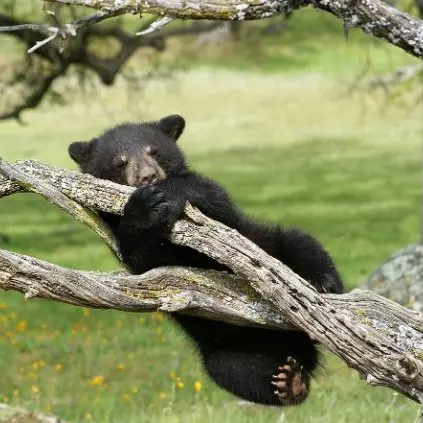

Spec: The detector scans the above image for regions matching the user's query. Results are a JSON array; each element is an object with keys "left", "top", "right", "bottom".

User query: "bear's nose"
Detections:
[{"left": 140, "top": 169, "right": 157, "bottom": 185}]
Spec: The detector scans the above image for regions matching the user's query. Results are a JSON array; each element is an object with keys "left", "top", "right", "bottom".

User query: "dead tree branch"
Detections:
[
  {"left": 0, "top": 250, "right": 293, "bottom": 330},
  {"left": 1, "top": 158, "right": 423, "bottom": 402},
  {"left": 41, "top": 0, "right": 423, "bottom": 60}
]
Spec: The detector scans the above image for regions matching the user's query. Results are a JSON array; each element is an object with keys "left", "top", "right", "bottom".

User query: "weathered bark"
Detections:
[
  {"left": 0, "top": 250, "right": 293, "bottom": 330},
  {"left": 1, "top": 159, "right": 423, "bottom": 403},
  {"left": 43, "top": 0, "right": 423, "bottom": 60},
  {"left": 0, "top": 159, "right": 130, "bottom": 213}
]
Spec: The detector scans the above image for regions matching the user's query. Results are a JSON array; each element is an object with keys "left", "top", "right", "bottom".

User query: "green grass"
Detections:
[{"left": 0, "top": 13, "right": 423, "bottom": 420}]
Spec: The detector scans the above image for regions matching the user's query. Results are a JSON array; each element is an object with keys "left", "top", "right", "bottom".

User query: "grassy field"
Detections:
[{"left": 1, "top": 9, "right": 423, "bottom": 423}]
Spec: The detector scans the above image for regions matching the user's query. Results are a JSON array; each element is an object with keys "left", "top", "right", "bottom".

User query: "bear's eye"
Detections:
[
  {"left": 146, "top": 146, "right": 158, "bottom": 156},
  {"left": 114, "top": 155, "right": 128, "bottom": 169}
]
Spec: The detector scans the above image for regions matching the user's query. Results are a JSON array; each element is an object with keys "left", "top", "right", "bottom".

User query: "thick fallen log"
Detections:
[{"left": 1, "top": 158, "right": 423, "bottom": 403}]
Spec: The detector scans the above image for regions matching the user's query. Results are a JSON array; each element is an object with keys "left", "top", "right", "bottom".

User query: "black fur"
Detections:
[{"left": 69, "top": 115, "right": 343, "bottom": 406}]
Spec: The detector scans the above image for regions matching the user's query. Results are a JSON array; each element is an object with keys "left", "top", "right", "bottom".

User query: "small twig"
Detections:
[
  {"left": 28, "top": 30, "right": 60, "bottom": 53},
  {"left": 46, "top": 9, "right": 62, "bottom": 28},
  {"left": 0, "top": 9, "right": 126, "bottom": 53},
  {"left": 136, "top": 16, "right": 173, "bottom": 36},
  {"left": 71, "top": 9, "right": 126, "bottom": 31},
  {"left": 0, "top": 24, "right": 54, "bottom": 34}
]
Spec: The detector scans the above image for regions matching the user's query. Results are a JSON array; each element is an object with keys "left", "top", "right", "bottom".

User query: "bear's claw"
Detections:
[{"left": 271, "top": 357, "right": 308, "bottom": 405}]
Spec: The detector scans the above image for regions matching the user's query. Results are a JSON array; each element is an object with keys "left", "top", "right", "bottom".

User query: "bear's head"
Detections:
[{"left": 68, "top": 114, "right": 186, "bottom": 187}]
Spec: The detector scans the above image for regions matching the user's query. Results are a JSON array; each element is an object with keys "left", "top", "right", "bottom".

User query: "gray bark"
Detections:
[
  {"left": 1, "top": 159, "right": 423, "bottom": 403},
  {"left": 0, "top": 250, "right": 294, "bottom": 330}
]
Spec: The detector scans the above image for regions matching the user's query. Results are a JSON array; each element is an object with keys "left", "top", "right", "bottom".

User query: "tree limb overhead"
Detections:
[
  {"left": 42, "top": 0, "right": 423, "bottom": 59},
  {"left": 1, "top": 158, "right": 423, "bottom": 402}
]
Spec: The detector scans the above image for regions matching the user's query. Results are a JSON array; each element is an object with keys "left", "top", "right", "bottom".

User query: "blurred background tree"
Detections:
[
  {"left": 1, "top": 0, "right": 422, "bottom": 122},
  {"left": 0, "top": 1, "right": 225, "bottom": 121}
]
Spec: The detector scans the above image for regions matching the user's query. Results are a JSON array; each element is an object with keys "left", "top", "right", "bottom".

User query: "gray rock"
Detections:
[{"left": 366, "top": 243, "right": 423, "bottom": 312}]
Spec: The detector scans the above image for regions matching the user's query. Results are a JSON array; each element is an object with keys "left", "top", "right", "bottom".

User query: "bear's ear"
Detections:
[
  {"left": 68, "top": 141, "right": 93, "bottom": 165},
  {"left": 158, "top": 114, "right": 185, "bottom": 141}
]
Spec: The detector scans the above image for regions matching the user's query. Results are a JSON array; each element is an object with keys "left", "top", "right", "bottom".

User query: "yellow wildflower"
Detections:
[
  {"left": 116, "top": 363, "right": 125, "bottom": 371},
  {"left": 55, "top": 363, "right": 63, "bottom": 372},
  {"left": 176, "top": 379, "right": 184, "bottom": 389},
  {"left": 194, "top": 381, "right": 202, "bottom": 392},
  {"left": 122, "top": 394, "right": 131, "bottom": 402},
  {"left": 31, "top": 385, "right": 40, "bottom": 394},
  {"left": 85, "top": 412, "right": 93, "bottom": 420},
  {"left": 131, "top": 386, "right": 138, "bottom": 394},
  {"left": 15, "top": 320, "right": 27, "bottom": 332},
  {"left": 32, "top": 361, "right": 45, "bottom": 370},
  {"left": 89, "top": 375, "right": 105, "bottom": 386},
  {"left": 159, "top": 392, "right": 167, "bottom": 399}
]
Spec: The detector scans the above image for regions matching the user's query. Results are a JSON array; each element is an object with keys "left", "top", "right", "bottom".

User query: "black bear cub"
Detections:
[{"left": 69, "top": 114, "right": 343, "bottom": 406}]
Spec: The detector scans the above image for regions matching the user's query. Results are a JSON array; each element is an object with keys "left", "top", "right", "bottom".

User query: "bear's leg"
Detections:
[{"left": 200, "top": 330, "right": 319, "bottom": 406}]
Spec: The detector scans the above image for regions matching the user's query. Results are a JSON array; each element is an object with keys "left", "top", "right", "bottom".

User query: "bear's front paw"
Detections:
[
  {"left": 271, "top": 357, "right": 309, "bottom": 405},
  {"left": 124, "top": 185, "right": 169, "bottom": 228}
]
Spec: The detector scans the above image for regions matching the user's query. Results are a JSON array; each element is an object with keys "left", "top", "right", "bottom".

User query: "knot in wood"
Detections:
[{"left": 395, "top": 355, "right": 419, "bottom": 381}]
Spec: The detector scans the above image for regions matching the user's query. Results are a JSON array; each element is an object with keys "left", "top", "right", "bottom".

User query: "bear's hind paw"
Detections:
[{"left": 271, "top": 357, "right": 308, "bottom": 405}]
